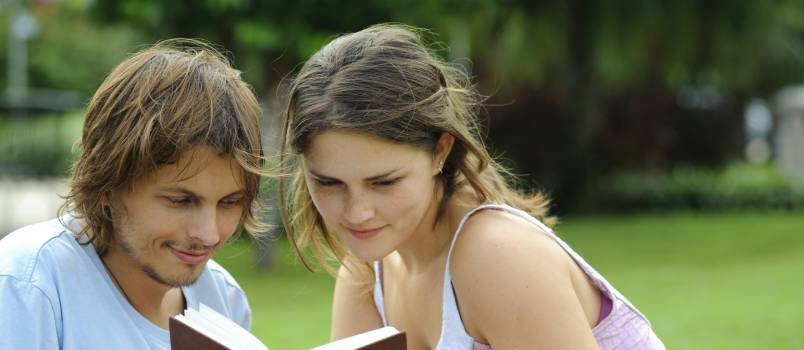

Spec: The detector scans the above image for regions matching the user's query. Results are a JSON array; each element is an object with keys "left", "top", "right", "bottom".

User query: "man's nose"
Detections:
[{"left": 187, "top": 207, "right": 222, "bottom": 247}]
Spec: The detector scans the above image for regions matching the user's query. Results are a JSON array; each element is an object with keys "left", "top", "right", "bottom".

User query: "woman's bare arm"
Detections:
[{"left": 330, "top": 263, "right": 384, "bottom": 341}]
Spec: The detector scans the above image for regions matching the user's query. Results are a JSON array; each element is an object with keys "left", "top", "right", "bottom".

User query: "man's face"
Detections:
[{"left": 109, "top": 146, "right": 247, "bottom": 287}]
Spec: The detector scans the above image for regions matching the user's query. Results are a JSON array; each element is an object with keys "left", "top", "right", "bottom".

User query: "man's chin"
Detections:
[
  {"left": 158, "top": 274, "right": 201, "bottom": 288},
  {"left": 170, "top": 266, "right": 206, "bottom": 287},
  {"left": 144, "top": 265, "right": 204, "bottom": 288}
]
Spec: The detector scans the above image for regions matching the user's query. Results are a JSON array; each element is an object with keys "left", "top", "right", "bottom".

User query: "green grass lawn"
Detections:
[{"left": 214, "top": 211, "right": 804, "bottom": 349}]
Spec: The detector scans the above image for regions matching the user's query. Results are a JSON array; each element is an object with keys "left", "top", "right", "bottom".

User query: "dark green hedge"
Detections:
[
  {"left": 0, "top": 112, "right": 82, "bottom": 178},
  {"left": 579, "top": 163, "right": 804, "bottom": 212}
]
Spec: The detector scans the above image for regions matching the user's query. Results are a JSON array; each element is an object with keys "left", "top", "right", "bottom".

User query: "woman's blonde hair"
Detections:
[
  {"left": 280, "top": 24, "right": 555, "bottom": 273},
  {"left": 60, "top": 39, "right": 268, "bottom": 255}
]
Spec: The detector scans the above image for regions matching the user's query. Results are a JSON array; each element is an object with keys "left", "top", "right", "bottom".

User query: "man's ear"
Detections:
[
  {"left": 100, "top": 192, "right": 113, "bottom": 219},
  {"left": 434, "top": 132, "right": 455, "bottom": 174}
]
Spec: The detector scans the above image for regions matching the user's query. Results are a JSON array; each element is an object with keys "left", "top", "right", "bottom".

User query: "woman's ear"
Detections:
[{"left": 434, "top": 132, "right": 455, "bottom": 174}]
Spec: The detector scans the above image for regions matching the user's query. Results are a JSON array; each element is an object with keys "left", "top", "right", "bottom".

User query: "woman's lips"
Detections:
[
  {"left": 169, "top": 247, "right": 211, "bottom": 265},
  {"left": 347, "top": 226, "right": 384, "bottom": 240}
]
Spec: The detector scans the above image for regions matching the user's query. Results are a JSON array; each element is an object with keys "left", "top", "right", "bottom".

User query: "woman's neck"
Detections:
[{"left": 392, "top": 187, "right": 477, "bottom": 274}]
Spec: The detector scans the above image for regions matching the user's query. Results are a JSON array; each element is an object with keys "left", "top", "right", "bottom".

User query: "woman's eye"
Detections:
[
  {"left": 315, "top": 179, "right": 340, "bottom": 187},
  {"left": 373, "top": 178, "right": 399, "bottom": 187}
]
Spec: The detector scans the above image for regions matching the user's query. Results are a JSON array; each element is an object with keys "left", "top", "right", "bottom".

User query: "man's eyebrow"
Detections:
[
  {"left": 158, "top": 186, "right": 246, "bottom": 200},
  {"left": 308, "top": 168, "right": 402, "bottom": 182},
  {"left": 159, "top": 186, "right": 197, "bottom": 196}
]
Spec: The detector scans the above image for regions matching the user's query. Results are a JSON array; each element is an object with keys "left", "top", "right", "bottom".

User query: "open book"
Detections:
[{"left": 169, "top": 304, "right": 406, "bottom": 350}]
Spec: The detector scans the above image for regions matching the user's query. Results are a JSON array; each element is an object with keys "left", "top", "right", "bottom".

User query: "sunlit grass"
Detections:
[
  {"left": 215, "top": 211, "right": 804, "bottom": 349},
  {"left": 559, "top": 211, "right": 804, "bottom": 349},
  {"left": 215, "top": 238, "right": 335, "bottom": 349}
]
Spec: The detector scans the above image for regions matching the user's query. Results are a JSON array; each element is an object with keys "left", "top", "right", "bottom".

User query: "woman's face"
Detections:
[{"left": 303, "top": 130, "right": 448, "bottom": 261}]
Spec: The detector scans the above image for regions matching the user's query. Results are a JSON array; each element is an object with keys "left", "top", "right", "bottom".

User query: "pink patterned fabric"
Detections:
[
  {"left": 473, "top": 342, "right": 492, "bottom": 350},
  {"left": 466, "top": 285, "right": 661, "bottom": 350},
  {"left": 598, "top": 289, "right": 614, "bottom": 324},
  {"left": 591, "top": 287, "right": 666, "bottom": 349}
]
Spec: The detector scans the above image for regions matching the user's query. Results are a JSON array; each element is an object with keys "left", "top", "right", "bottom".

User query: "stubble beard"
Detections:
[
  {"left": 115, "top": 233, "right": 204, "bottom": 288},
  {"left": 109, "top": 206, "right": 216, "bottom": 288}
]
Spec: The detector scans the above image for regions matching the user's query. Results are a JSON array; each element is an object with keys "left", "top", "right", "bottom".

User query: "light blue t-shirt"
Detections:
[{"left": 0, "top": 217, "right": 252, "bottom": 349}]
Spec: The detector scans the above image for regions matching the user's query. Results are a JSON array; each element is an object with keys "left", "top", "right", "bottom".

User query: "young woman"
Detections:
[{"left": 279, "top": 24, "right": 665, "bottom": 349}]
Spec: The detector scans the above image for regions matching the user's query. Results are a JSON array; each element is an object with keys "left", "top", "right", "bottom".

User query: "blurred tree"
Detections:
[
  {"left": 86, "top": 0, "right": 804, "bottom": 213},
  {"left": 460, "top": 0, "right": 804, "bottom": 211},
  {"left": 0, "top": 2, "right": 146, "bottom": 99},
  {"left": 0, "top": 2, "right": 145, "bottom": 177},
  {"left": 93, "top": 0, "right": 396, "bottom": 93}
]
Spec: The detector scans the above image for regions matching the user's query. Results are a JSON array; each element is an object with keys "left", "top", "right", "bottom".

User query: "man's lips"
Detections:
[
  {"left": 346, "top": 226, "right": 385, "bottom": 240},
  {"left": 169, "top": 247, "right": 211, "bottom": 265}
]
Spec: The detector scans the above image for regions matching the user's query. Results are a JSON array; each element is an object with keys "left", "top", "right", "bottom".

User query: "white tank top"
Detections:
[{"left": 372, "top": 204, "right": 665, "bottom": 349}]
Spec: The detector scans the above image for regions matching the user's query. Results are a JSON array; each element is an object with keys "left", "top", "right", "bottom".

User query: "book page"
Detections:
[
  {"left": 311, "top": 327, "right": 400, "bottom": 350},
  {"left": 198, "top": 304, "right": 267, "bottom": 350},
  {"left": 174, "top": 303, "right": 268, "bottom": 350}
]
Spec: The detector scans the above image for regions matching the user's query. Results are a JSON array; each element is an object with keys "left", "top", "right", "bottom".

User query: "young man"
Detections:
[{"left": 0, "top": 40, "right": 267, "bottom": 349}]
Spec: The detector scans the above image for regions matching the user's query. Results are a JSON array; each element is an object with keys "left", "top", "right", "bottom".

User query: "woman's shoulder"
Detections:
[
  {"left": 448, "top": 206, "right": 568, "bottom": 271},
  {"left": 446, "top": 207, "right": 598, "bottom": 346},
  {"left": 449, "top": 206, "right": 575, "bottom": 291}
]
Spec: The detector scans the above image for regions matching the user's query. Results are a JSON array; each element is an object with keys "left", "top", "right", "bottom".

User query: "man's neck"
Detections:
[{"left": 101, "top": 248, "right": 186, "bottom": 329}]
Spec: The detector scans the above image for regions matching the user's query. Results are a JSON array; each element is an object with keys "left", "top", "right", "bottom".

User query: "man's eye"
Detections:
[
  {"left": 166, "top": 196, "right": 192, "bottom": 205},
  {"left": 220, "top": 197, "right": 244, "bottom": 207}
]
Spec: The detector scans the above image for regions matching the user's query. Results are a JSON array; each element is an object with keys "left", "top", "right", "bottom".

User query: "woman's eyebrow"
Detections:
[{"left": 307, "top": 168, "right": 402, "bottom": 182}]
